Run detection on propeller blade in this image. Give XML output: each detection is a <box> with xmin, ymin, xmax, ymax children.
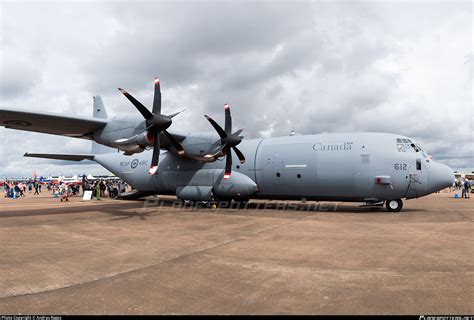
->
<box><xmin>224</xmin><ymin>151</ymin><xmax>232</xmax><ymax>180</ymax></box>
<box><xmin>152</xmin><ymin>78</ymin><xmax>162</xmax><ymax>115</ymax></box>
<box><xmin>232</xmin><ymin>146</ymin><xmax>246</xmax><ymax>164</ymax></box>
<box><xmin>204</xmin><ymin>115</ymin><xmax>227</xmax><ymax>138</ymax></box>
<box><xmin>233</xmin><ymin>128</ymin><xmax>244</xmax><ymax>137</ymax></box>
<box><xmin>204</xmin><ymin>143</ymin><xmax>226</xmax><ymax>159</ymax></box>
<box><xmin>224</xmin><ymin>104</ymin><xmax>232</xmax><ymax>134</ymax></box>
<box><xmin>149</xmin><ymin>133</ymin><xmax>160</xmax><ymax>174</ymax></box>
<box><xmin>167</xmin><ymin>109</ymin><xmax>185</xmax><ymax>119</ymax></box>
<box><xmin>118</xmin><ymin>88</ymin><xmax>154</xmax><ymax>120</ymax></box>
<box><xmin>163</xmin><ymin>130</ymin><xmax>185</xmax><ymax>156</ymax></box>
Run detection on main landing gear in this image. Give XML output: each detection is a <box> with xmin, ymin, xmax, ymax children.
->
<box><xmin>385</xmin><ymin>199</ymin><xmax>403</xmax><ymax>212</ymax></box>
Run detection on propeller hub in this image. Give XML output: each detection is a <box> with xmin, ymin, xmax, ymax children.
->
<box><xmin>204</xmin><ymin>104</ymin><xmax>246</xmax><ymax>179</ymax></box>
<box><xmin>148</xmin><ymin>115</ymin><xmax>172</xmax><ymax>131</ymax></box>
<box><xmin>118</xmin><ymin>78</ymin><xmax>185</xmax><ymax>174</ymax></box>
<box><xmin>223</xmin><ymin>134</ymin><xmax>242</xmax><ymax>147</ymax></box>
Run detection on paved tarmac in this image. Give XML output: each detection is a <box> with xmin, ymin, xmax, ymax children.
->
<box><xmin>0</xmin><ymin>191</ymin><xmax>472</xmax><ymax>314</ymax></box>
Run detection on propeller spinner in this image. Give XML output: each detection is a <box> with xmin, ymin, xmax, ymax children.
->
<box><xmin>118</xmin><ymin>78</ymin><xmax>184</xmax><ymax>174</ymax></box>
<box><xmin>204</xmin><ymin>104</ymin><xmax>245</xmax><ymax>179</ymax></box>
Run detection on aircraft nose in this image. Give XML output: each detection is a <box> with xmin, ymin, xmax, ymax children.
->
<box><xmin>428</xmin><ymin>161</ymin><xmax>454</xmax><ymax>193</ymax></box>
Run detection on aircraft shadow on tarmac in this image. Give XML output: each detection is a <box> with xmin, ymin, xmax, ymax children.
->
<box><xmin>0</xmin><ymin>198</ymin><xmax>425</xmax><ymax>220</ymax></box>
<box><xmin>120</xmin><ymin>197</ymin><xmax>427</xmax><ymax>215</ymax></box>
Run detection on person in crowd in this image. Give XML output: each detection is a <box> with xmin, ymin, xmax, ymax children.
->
<box><xmin>13</xmin><ymin>183</ymin><xmax>20</xmax><ymax>198</ymax></box>
<box><xmin>34</xmin><ymin>183</ymin><xmax>40</xmax><ymax>195</ymax></box>
<box><xmin>463</xmin><ymin>179</ymin><xmax>471</xmax><ymax>199</ymax></box>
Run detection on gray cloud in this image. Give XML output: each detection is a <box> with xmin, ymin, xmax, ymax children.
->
<box><xmin>0</xmin><ymin>0</ymin><xmax>472</xmax><ymax>178</ymax></box>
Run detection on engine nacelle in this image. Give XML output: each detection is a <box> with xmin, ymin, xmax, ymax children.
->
<box><xmin>173</xmin><ymin>170</ymin><xmax>257</xmax><ymax>201</ymax></box>
<box><xmin>180</xmin><ymin>132</ymin><xmax>222</xmax><ymax>161</ymax></box>
<box><xmin>213</xmin><ymin>172</ymin><xmax>257</xmax><ymax>200</ymax></box>
<box><xmin>111</xmin><ymin>132</ymin><xmax>154</xmax><ymax>155</ymax></box>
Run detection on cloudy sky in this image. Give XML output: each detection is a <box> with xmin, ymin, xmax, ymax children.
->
<box><xmin>0</xmin><ymin>0</ymin><xmax>472</xmax><ymax>178</ymax></box>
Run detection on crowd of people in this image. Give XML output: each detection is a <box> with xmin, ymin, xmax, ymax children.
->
<box><xmin>82</xmin><ymin>179</ymin><xmax>129</xmax><ymax>199</ymax></box>
<box><xmin>453</xmin><ymin>178</ymin><xmax>471</xmax><ymax>199</ymax></box>
<box><xmin>2</xmin><ymin>181</ymin><xmax>47</xmax><ymax>198</ymax></box>
<box><xmin>2</xmin><ymin>178</ymin><xmax>129</xmax><ymax>201</ymax></box>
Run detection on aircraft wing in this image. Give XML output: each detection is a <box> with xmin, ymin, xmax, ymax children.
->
<box><xmin>24</xmin><ymin>153</ymin><xmax>95</xmax><ymax>161</ymax></box>
<box><xmin>0</xmin><ymin>108</ymin><xmax>107</xmax><ymax>139</ymax></box>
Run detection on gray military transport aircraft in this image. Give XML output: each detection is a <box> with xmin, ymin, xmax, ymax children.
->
<box><xmin>0</xmin><ymin>78</ymin><xmax>454</xmax><ymax>212</ymax></box>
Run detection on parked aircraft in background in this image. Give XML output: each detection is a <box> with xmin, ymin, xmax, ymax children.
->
<box><xmin>0</xmin><ymin>78</ymin><xmax>454</xmax><ymax>211</ymax></box>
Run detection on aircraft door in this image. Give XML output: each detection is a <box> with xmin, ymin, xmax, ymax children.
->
<box><xmin>405</xmin><ymin>158</ymin><xmax>428</xmax><ymax>199</ymax></box>
<box><xmin>354</xmin><ymin>153</ymin><xmax>375</xmax><ymax>198</ymax></box>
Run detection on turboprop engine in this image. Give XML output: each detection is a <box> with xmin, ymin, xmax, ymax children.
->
<box><xmin>111</xmin><ymin>132</ymin><xmax>155</xmax><ymax>155</ymax></box>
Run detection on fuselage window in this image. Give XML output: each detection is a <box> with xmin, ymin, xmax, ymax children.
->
<box><xmin>416</xmin><ymin>159</ymin><xmax>422</xmax><ymax>170</ymax></box>
<box><xmin>397</xmin><ymin>143</ymin><xmax>406</xmax><ymax>152</ymax></box>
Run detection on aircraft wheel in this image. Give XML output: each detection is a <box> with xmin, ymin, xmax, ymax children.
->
<box><xmin>385</xmin><ymin>199</ymin><xmax>403</xmax><ymax>212</ymax></box>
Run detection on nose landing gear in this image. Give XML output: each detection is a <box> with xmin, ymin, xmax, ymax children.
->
<box><xmin>385</xmin><ymin>199</ymin><xmax>403</xmax><ymax>212</ymax></box>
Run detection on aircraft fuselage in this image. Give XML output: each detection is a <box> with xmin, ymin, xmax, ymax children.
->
<box><xmin>93</xmin><ymin>132</ymin><xmax>454</xmax><ymax>203</ymax></box>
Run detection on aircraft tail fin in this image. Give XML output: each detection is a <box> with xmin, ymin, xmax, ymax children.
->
<box><xmin>92</xmin><ymin>95</ymin><xmax>116</xmax><ymax>154</ymax></box>
<box><xmin>93</xmin><ymin>95</ymin><xmax>108</xmax><ymax>119</ymax></box>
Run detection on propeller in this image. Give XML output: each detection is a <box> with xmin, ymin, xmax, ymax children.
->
<box><xmin>118</xmin><ymin>78</ymin><xmax>184</xmax><ymax>174</ymax></box>
<box><xmin>204</xmin><ymin>104</ymin><xmax>245</xmax><ymax>179</ymax></box>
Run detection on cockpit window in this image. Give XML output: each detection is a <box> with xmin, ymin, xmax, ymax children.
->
<box><xmin>397</xmin><ymin>138</ymin><xmax>413</xmax><ymax>152</ymax></box>
<box><xmin>411</xmin><ymin>143</ymin><xmax>421</xmax><ymax>152</ymax></box>
<box><xmin>396</xmin><ymin>138</ymin><xmax>426</xmax><ymax>154</ymax></box>
<box><xmin>416</xmin><ymin>159</ymin><xmax>422</xmax><ymax>170</ymax></box>
<box><xmin>397</xmin><ymin>144</ymin><xmax>406</xmax><ymax>152</ymax></box>
<box><xmin>397</xmin><ymin>138</ymin><xmax>429</xmax><ymax>159</ymax></box>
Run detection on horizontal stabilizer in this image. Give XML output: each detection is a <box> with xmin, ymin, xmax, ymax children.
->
<box><xmin>0</xmin><ymin>108</ymin><xmax>107</xmax><ymax>138</ymax></box>
<box><xmin>24</xmin><ymin>153</ymin><xmax>95</xmax><ymax>162</ymax></box>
